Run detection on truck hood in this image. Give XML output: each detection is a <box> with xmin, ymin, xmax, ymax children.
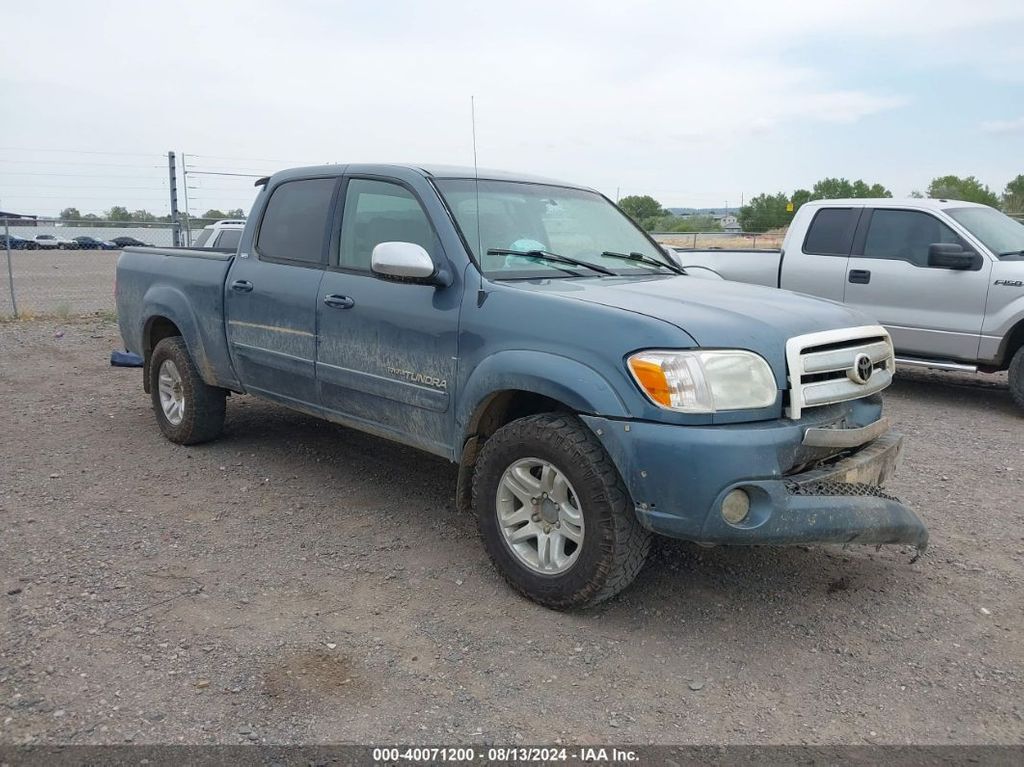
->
<box><xmin>506</xmin><ymin>274</ymin><xmax>877</xmax><ymax>378</ymax></box>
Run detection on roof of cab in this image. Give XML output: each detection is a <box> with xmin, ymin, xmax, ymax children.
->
<box><xmin>263</xmin><ymin>163</ymin><xmax>590</xmax><ymax>191</ymax></box>
<box><xmin>802</xmin><ymin>197</ymin><xmax>990</xmax><ymax>210</ymax></box>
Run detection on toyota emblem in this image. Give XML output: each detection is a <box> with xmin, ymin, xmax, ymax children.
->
<box><xmin>848</xmin><ymin>353</ymin><xmax>874</xmax><ymax>385</ymax></box>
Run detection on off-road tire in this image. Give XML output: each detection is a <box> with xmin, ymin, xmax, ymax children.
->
<box><xmin>1010</xmin><ymin>346</ymin><xmax>1024</xmax><ymax>412</ymax></box>
<box><xmin>473</xmin><ymin>413</ymin><xmax>651</xmax><ymax>609</ymax></box>
<box><xmin>148</xmin><ymin>337</ymin><xmax>226</xmax><ymax>445</ymax></box>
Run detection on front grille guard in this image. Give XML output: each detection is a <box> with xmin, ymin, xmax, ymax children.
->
<box><xmin>785</xmin><ymin>480</ymin><xmax>901</xmax><ymax>503</ymax></box>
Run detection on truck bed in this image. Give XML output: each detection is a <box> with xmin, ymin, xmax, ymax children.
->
<box><xmin>115</xmin><ymin>246</ymin><xmax>239</xmax><ymax>390</ymax></box>
<box><xmin>669</xmin><ymin>248</ymin><xmax>782</xmax><ymax>288</ymax></box>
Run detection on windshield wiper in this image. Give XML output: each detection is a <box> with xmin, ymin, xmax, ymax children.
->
<box><xmin>600</xmin><ymin>250</ymin><xmax>685</xmax><ymax>274</ymax></box>
<box><xmin>486</xmin><ymin>248</ymin><xmax>617</xmax><ymax>276</ymax></box>
<box><xmin>997</xmin><ymin>249</ymin><xmax>1024</xmax><ymax>258</ymax></box>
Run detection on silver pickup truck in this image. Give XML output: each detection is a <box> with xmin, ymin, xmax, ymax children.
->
<box><xmin>671</xmin><ymin>198</ymin><xmax>1024</xmax><ymax>410</ymax></box>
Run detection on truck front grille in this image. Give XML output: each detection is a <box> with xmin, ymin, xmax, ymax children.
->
<box><xmin>785</xmin><ymin>325</ymin><xmax>895</xmax><ymax>419</ymax></box>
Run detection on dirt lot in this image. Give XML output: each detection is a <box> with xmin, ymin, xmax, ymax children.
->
<box><xmin>1</xmin><ymin>318</ymin><xmax>1021</xmax><ymax>746</ymax></box>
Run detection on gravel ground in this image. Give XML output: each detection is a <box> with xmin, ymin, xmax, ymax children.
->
<box><xmin>1</xmin><ymin>318</ymin><xmax>1021</xmax><ymax>746</ymax></box>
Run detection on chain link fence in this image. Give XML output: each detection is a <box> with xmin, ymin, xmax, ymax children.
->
<box><xmin>651</xmin><ymin>230</ymin><xmax>786</xmax><ymax>250</ymax></box>
<box><xmin>1</xmin><ymin>218</ymin><xmax>180</xmax><ymax>319</ymax></box>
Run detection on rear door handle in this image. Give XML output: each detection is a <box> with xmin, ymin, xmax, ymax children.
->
<box><xmin>230</xmin><ymin>279</ymin><xmax>254</xmax><ymax>293</ymax></box>
<box><xmin>848</xmin><ymin>269</ymin><xmax>871</xmax><ymax>284</ymax></box>
<box><xmin>323</xmin><ymin>294</ymin><xmax>355</xmax><ymax>309</ymax></box>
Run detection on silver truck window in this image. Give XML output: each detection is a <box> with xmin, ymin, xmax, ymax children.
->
<box><xmin>193</xmin><ymin>229</ymin><xmax>213</xmax><ymax>247</ymax></box>
<box><xmin>863</xmin><ymin>209</ymin><xmax>962</xmax><ymax>267</ymax></box>
<box><xmin>947</xmin><ymin>206</ymin><xmax>1024</xmax><ymax>257</ymax></box>
<box><xmin>337</xmin><ymin>179</ymin><xmax>437</xmax><ymax>272</ymax></box>
<box><xmin>255</xmin><ymin>178</ymin><xmax>335</xmax><ymax>265</ymax></box>
<box><xmin>802</xmin><ymin>208</ymin><xmax>858</xmax><ymax>256</ymax></box>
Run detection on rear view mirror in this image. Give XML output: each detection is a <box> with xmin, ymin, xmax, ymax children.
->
<box><xmin>927</xmin><ymin>243</ymin><xmax>982</xmax><ymax>270</ymax></box>
<box><xmin>371</xmin><ymin>241</ymin><xmax>437</xmax><ymax>281</ymax></box>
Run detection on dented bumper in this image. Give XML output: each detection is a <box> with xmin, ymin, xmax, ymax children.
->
<box><xmin>581</xmin><ymin>409</ymin><xmax>928</xmax><ymax>551</ymax></box>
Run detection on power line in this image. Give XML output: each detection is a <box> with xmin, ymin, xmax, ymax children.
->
<box><xmin>1</xmin><ymin>171</ymin><xmax>167</xmax><ymax>179</ymax></box>
<box><xmin>188</xmin><ymin>153</ymin><xmax>325</xmax><ymax>165</ymax></box>
<box><xmin>0</xmin><ymin>147</ymin><xmax>163</xmax><ymax>158</ymax></box>
<box><xmin>0</xmin><ymin>159</ymin><xmax>164</xmax><ymax>169</ymax></box>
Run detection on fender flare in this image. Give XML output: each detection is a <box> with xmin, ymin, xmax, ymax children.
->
<box><xmin>456</xmin><ymin>349</ymin><xmax>630</xmax><ymax>453</ymax></box>
<box><xmin>141</xmin><ymin>285</ymin><xmax>218</xmax><ymax>386</ymax></box>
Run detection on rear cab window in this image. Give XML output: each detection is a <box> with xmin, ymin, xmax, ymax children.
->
<box><xmin>256</xmin><ymin>178</ymin><xmax>337</xmax><ymax>265</ymax></box>
<box><xmin>802</xmin><ymin>207</ymin><xmax>859</xmax><ymax>256</ymax></box>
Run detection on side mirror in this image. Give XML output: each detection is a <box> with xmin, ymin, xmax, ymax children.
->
<box><xmin>927</xmin><ymin>243</ymin><xmax>981</xmax><ymax>270</ymax></box>
<box><xmin>371</xmin><ymin>241</ymin><xmax>442</xmax><ymax>283</ymax></box>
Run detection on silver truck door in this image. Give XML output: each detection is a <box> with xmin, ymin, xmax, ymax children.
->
<box><xmin>781</xmin><ymin>206</ymin><xmax>861</xmax><ymax>302</ymax></box>
<box><xmin>844</xmin><ymin>208</ymin><xmax>991</xmax><ymax>362</ymax></box>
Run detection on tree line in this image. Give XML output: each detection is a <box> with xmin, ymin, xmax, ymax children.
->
<box><xmin>619</xmin><ymin>174</ymin><xmax>1024</xmax><ymax>234</ymax></box>
<box><xmin>57</xmin><ymin>207</ymin><xmax>246</xmax><ymax>225</ymax></box>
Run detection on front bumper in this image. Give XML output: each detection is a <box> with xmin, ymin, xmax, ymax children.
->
<box><xmin>581</xmin><ymin>411</ymin><xmax>928</xmax><ymax>551</ymax></box>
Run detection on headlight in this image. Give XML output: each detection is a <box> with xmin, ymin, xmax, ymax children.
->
<box><xmin>627</xmin><ymin>350</ymin><xmax>777</xmax><ymax>412</ymax></box>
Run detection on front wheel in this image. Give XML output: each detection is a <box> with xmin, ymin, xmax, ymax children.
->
<box><xmin>1010</xmin><ymin>346</ymin><xmax>1024</xmax><ymax>412</ymax></box>
<box><xmin>473</xmin><ymin>413</ymin><xmax>651</xmax><ymax>609</ymax></box>
<box><xmin>148</xmin><ymin>337</ymin><xmax>226</xmax><ymax>445</ymax></box>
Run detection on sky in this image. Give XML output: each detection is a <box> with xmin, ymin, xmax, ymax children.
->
<box><xmin>1</xmin><ymin>0</ymin><xmax>1023</xmax><ymax>217</ymax></box>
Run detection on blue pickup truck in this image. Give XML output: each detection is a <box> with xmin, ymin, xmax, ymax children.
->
<box><xmin>116</xmin><ymin>164</ymin><xmax>927</xmax><ymax>608</ymax></box>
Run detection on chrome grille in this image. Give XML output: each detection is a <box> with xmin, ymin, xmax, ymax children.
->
<box><xmin>785</xmin><ymin>325</ymin><xmax>895</xmax><ymax>419</ymax></box>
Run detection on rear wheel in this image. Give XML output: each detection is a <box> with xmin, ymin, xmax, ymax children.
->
<box><xmin>473</xmin><ymin>413</ymin><xmax>651</xmax><ymax>609</ymax></box>
<box><xmin>148</xmin><ymin>337</ymin><xmax>226</xmax><ymax>444</ymax></box>
<box><xmin>1009</xmin><ymin>346</ymin><xmax>1024</xmax><ymax>412</ymax></box>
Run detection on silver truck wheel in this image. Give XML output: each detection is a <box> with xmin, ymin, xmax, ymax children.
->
<box><xmin>148</xmin><ymin>337</ymin><xmax>226</xmax><ymax>445</ymax></box>
<box><xmin>1009</xmin><ymin>345</ymin><xmax>1024</xmax><ymax>412</ymax></box>
<box><xmin>157</xmin><ymin>359</ymin><xmax>185</xmax><ymax>426</ymax></box>
<box><xmin>473</xmin><ymin>413</ymin><xmax>651</xmax><ymax>609</ymax></box>
<box><xmin>497</xmin><ymin>457</ymin><xmax>585</xmax><ymax>575</ymax></box>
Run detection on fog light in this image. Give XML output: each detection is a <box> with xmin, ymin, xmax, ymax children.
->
<box><xmin>721</xmin><ymin>489</ymin><xmax>750</xmax><ymax>525</ymax></box>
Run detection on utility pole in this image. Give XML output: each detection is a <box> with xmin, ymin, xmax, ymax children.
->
<box><xmin>181</xmin><ymin>153</ymin><xmax>192</xmax><ymax>246</ymax></box>
<box><xmin>167</xmin><ymin>151</ymin><xmax>181</xmax><ymax>247</ymax></box>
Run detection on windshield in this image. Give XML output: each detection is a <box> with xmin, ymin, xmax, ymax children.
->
<box><xmin>434</xmin><ymin>179</ymin><xmax>672</xmax><ymax>277</ymax></box>
<box><xmin>947</xmin><ymin>206</ymin><xmax>1024</xmax><ymax>257</ymax></box>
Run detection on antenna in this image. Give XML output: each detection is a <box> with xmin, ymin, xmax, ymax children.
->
<box><xmin>471</xmin><ymin>96</ymin><xmax>485</xmax><ymax>300</ymax></box>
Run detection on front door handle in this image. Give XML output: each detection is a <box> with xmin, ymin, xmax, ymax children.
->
<box><xmin>323</xmin><ymin>294</ymin><xmax>355</xmax><ymax>309</ymax></box>
<box><xmin>230</xmin><ymin>279</ymin><xmax>254</xmax><ymax>293</ymax></box>
<box><xmin>848</xmin><ymin>269</ymin><xmax>871</xmax><ymax>284</ymax></box>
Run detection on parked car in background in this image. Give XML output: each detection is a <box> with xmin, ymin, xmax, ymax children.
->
<box><xmin>192</xmin><ymin>219</ymin><xmax>245</xmax><ymax>251</ymax></box>
<box><xmin>115</xmin><ymin>163</ymin><xmax>926</xmax><ymax>609</ymax></box>
<box><xmin>0</xmin><ymin>234</ymin><xmax>38</xmax><ymax>250</ymax></box>
<box><xmin>111</xmin><ymin>236</ymin><xmax>151</xmax><ymax>248</ymax></box>
<box><xmin>73</xmin><ymin>236</ymin><xmax>118</xmax><ymax>250</ymax></box>
<box><xmin>33</xmin><ymin>234</ymin><xmax>79</xmax><ymax>250</ymax></box>
<box><xmin>671</xmin><ymin>198</ymin><xmax>1024</xmax><ymax>410</ymax></box>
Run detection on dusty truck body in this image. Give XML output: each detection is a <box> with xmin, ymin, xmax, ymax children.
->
<box><xmin>116</xmin><ymin>164</ymin><xmax>926</xmax><ymax>609</ymax></box>
<box><xmin>671</xmin><ymin>198</ymin><xmax>1024</xmax><ymax>410</ymax></box>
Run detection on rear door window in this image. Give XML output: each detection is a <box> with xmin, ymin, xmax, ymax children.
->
<box><xmin>802</xmin><ymin>208</ymin><xmax>859</xmax><ymax>256</ymax></box>
<box><xmin>256</xmin><ymin>178</ymin><xmax>336</xmax><ymax>264</ymax></box>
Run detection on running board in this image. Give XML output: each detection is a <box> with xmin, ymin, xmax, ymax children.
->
<box><xmin>895</xmin><ymin>356</ymin><xmax>977</xmax><ymax>373</ymax></box>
